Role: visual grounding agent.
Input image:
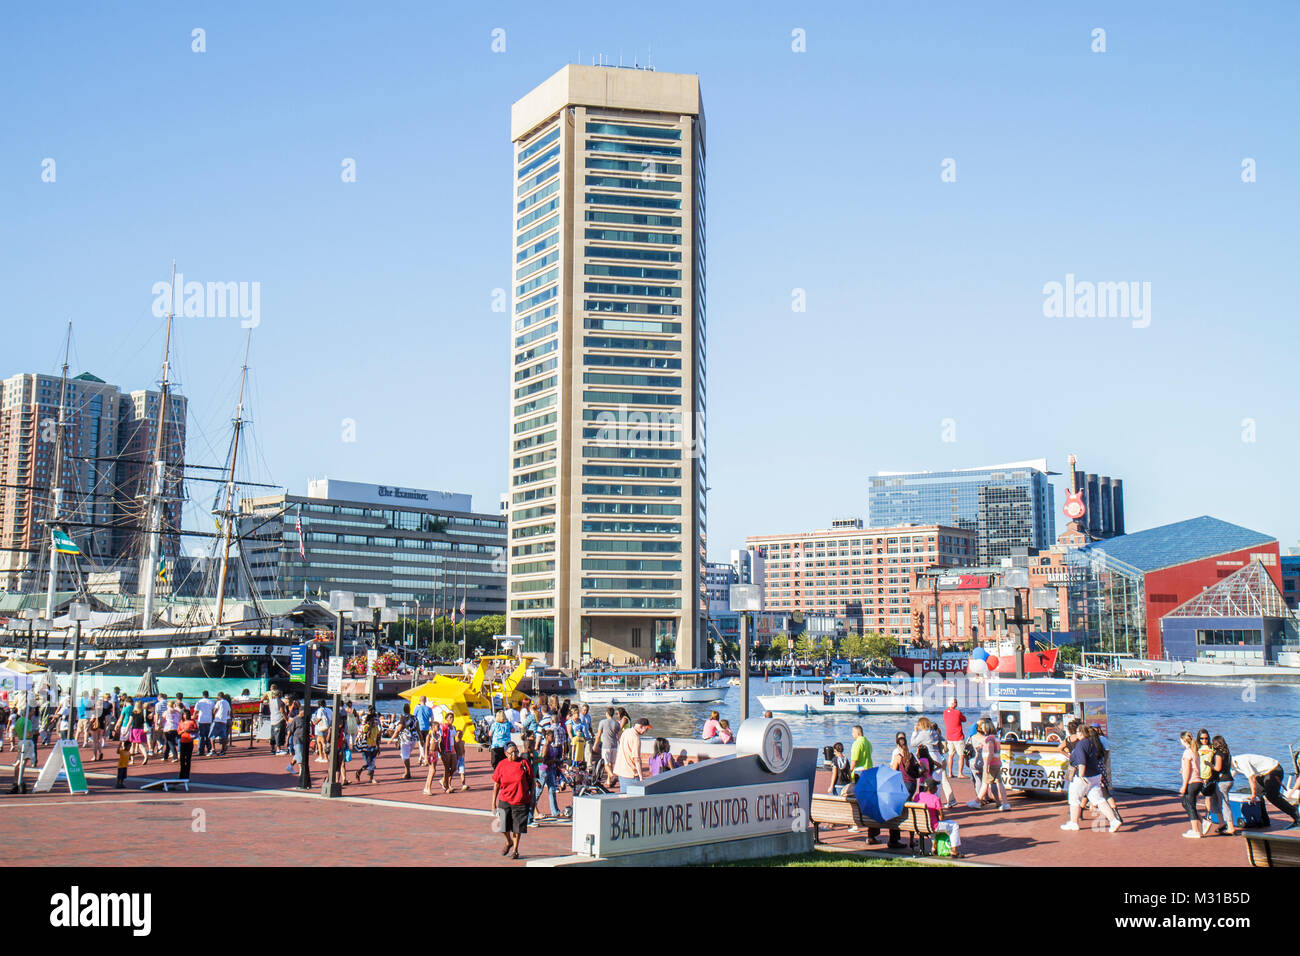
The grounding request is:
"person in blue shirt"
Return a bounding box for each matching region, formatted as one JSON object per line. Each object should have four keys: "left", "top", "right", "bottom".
{"left": 413, "top": 697, "right": 434, "bottom": 767}
{"left": 74, "top": 692, "right": 90, "bottom": 747}
{"left": 1061, "top": 724, "right": 1121, "bottom": 833}
{"left": 490, "top": 709, "right": 513, "bottom": 768}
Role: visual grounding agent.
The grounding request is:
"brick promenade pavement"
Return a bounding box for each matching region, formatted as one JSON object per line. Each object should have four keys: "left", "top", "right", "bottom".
{"left": 0, "top": 737, "right": 1261, "bottom": 867}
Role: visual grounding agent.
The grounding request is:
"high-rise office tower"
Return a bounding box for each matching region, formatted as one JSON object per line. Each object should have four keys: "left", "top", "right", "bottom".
{"left": 868, "top": 460, "right": 1056, "bottom": 565}
{"left": 0, "top": 371, "right": 186, "bottom": 590}
{"left": 506, "top": 65, "right": 706, "bottom": 667}
{"left": 114, "top": 388, "right": 187, "bottom": 562}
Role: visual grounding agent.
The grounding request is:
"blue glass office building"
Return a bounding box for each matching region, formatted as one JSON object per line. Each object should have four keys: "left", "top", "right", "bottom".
{"left": 869, "top": 460, "right": 1056, "bottom": 565}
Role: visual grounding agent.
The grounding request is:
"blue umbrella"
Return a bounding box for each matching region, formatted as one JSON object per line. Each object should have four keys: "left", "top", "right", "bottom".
{"left": 855, "top": 767, "right": 911, "bottom": 823}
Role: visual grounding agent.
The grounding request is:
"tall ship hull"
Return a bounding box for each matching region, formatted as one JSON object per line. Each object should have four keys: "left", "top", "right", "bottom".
{"left": 0, "top": 624, "right": 306, "bottom": 698}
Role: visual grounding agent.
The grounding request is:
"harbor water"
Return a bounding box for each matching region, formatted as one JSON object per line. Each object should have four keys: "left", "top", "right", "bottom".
{"left": 385, "top": 678, "right": 1300, "bottom": 792}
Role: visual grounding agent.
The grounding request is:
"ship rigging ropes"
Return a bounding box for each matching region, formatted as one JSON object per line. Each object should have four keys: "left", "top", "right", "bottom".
{"left": 23, "top": 319, "right": 287, "bottom": 621}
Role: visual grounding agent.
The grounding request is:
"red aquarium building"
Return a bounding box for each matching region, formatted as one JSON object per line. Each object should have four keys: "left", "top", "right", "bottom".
{"left": 1063, "top": 516, "right": 1280, "bottom": 660}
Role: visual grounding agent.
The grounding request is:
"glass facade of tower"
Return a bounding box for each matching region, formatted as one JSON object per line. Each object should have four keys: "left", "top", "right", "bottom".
{"left": 507, "top": 67, "right": 705, "bottom": 667}
{"left": 868, "top": 463, "right": 1055, "bottom": 565}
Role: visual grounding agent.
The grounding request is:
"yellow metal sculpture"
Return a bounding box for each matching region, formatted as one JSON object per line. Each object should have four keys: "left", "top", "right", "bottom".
{"left": 398, "top": 656, "right": 536, "bottom": 744}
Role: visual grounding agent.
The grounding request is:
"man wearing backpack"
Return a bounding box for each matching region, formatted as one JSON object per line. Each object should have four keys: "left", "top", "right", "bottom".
{"left": 828, "top": 742, "right": 851, "bottom": 795}
{"left": 413, "top": 696, "right": 434, "bottom": 766}
{"left": 312, "top": 700, "right": 332, "bottom": 762}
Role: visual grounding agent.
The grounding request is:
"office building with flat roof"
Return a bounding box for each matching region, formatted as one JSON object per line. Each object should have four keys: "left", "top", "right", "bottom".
{"left": 869, "top": 460, "right": 1056, "bottom": 565}
{"left": 505, "top": 64, "right": 706, "bottom": 667}
{"left": 705, "top": 560, "right": 738, "bottom": 615}
{"left": 746, "top": 522, "right": 976, "bottom": 639}
{"left": 239, "top": 479, "right": 506, "bottom": 618}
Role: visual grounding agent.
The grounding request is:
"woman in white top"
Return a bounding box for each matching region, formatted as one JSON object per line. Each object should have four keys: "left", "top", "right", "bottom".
{"left": 1178, "top": 731, "right": 1204, "bottom": 838}
{"left": 911, "top": 717, "right": 954, "bottom": 806}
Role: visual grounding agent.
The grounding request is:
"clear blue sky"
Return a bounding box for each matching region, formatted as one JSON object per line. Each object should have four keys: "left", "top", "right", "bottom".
{"left": 4, "top": 2, "right": 1298, "bottom": 559}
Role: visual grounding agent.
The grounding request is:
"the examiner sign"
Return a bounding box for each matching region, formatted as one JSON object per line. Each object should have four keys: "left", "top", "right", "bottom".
{"left": 571, "top": 779, "right": 810, "bottom": 857}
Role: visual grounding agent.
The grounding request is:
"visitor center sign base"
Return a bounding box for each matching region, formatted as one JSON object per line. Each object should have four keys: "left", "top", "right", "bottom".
{"left": 568, "top": 718, "right": 817, "bottom": 865}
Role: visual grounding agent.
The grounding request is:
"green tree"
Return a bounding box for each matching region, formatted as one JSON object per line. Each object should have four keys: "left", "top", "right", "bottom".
{"left": 816, "top": 636, "right": 837, "bottom": 661}
{"left": 862, "top": 630, "right": 898, "bottom": 663}
{"left": 794, "top": 634, "right": 818, "bottom": 660}
{"left": 840, "top": 632, "right": 867, "bottom": 661}
{"left": 1057, "top": 644, "right": 1081, "bottom": 665}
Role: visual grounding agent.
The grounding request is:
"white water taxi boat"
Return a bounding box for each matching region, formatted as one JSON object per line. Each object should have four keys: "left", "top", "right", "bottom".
{"left": 577, "top": 668, "right": 730, "bottom": 705}
{"left": 757, "top": 676, "right": 937, "bottom": 716}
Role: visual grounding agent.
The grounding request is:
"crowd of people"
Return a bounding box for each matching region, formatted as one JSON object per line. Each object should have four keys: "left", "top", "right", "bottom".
{"left": 13, "top": 676, "right": 1300, "bottom": 864}
{"left": 1178, "top": 728, "right": 1300, "bottom": 837}
{"left": 482, "top": 698, "right": 685, "bottom": 857}
{"left": 819, "top": 699, "right": 1300, "bottom": 856}
{"left": 0, "top": 684, "right": 257, "bottom": 791}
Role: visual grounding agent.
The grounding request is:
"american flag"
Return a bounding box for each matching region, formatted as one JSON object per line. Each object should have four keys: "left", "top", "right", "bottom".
{"left": 295, "top": 507, "right": 305, "bottom": 558}
{"left": 459, "top": 597, "right": 466, "bottom": 616}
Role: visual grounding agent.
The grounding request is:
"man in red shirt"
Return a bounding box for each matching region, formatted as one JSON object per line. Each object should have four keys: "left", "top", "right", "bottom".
{"left": 491, "top": 742, "right": 534, "bottom": 859}
{"left": 942, "top": 699, "right": 967, "bottom": 777}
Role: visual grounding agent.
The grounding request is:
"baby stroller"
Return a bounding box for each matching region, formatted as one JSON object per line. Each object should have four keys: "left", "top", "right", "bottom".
{"left": 561, "top": 758, "right": 610, "bottom": 798}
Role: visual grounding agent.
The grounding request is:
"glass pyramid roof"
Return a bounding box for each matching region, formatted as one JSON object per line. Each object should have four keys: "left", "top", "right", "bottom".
{"left": 1164, "top": 560, "right": 1293, "bottom": 620}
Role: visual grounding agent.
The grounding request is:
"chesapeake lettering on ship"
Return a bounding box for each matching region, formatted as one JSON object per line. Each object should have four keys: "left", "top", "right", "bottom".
{"left": 608, "top": 791, "right": 802, "bottom": 841}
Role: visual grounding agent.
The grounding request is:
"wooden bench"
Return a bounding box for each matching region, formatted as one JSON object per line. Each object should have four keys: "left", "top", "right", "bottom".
{"left": 810, "top": 793, "right": 915, "bottom": 847}
{"left": 1244, "top": 830, "right": 1300, "bottom": 867}
{"left": 809, "top": 793, "right": 865, "bottom": 842}
{"left": 897, "top": 802, "right": 938, "bottom": 857}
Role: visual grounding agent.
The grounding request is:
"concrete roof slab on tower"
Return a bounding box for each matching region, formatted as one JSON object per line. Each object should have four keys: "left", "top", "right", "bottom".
{"left": 511, "top": 64, "right": 702, "bottom": 142}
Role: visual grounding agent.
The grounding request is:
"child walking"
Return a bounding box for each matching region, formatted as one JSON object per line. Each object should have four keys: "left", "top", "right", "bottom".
{"left": 115, "top": 742, "right": 130, "bottom": 788}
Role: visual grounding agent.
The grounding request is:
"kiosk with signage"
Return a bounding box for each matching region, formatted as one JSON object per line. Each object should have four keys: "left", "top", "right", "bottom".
{"left": 990, "top": 678, "right": 1108, "bottom": 795}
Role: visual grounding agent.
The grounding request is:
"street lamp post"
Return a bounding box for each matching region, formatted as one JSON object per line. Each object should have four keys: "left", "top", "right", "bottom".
{"left": 401, "top": 604, "right": 410, "bottom": 662}
{"left": 68, "top": 602, "right": 90, "bottom": 709}
{"left": 374, "top": 606, "right": 396, "bottom": 707}
{"left": 729, "top": 585, "right": 762, "bottom": 723}
{"left": 322, "top": 590, "right": 357, "bottom": 797}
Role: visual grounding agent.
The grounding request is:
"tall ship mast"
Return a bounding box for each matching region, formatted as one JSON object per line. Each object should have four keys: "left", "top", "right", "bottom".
{"left": 214, "top": 329, "right": 252, "bottom": 626}
{"left": 0, "top": 264, "right": 337, "bottom": 696}
{"left": 43, "top": 321, "right": 73, "bottom": 619}
{"left": 138, "top": 263, "right": 176, "bottom": 629}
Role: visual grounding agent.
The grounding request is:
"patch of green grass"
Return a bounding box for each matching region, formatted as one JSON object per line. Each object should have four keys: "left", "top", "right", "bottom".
{"left": 711, "top": 851, "right": 942, "bottom": 867}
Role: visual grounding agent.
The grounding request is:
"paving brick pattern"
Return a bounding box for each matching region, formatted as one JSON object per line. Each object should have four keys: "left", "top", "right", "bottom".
{"left": 0, "top": 740, "right": 1265, "bottom": 867}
